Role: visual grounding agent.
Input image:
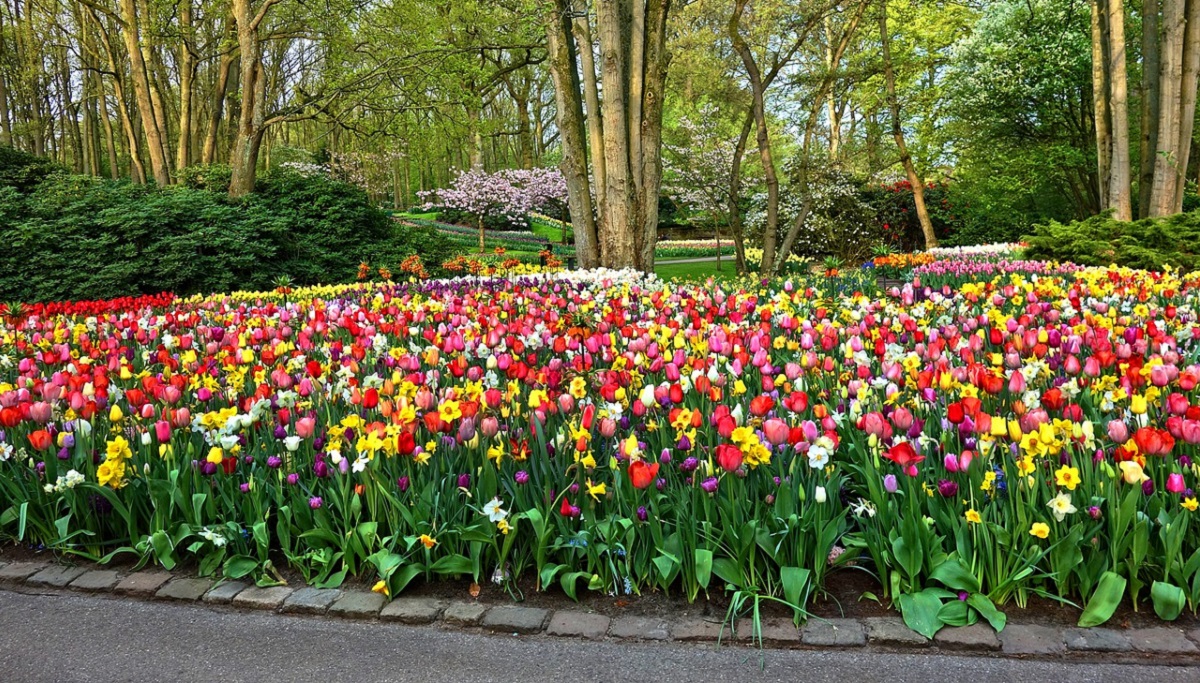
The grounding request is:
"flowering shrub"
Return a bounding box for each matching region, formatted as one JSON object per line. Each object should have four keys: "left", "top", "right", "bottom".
{"left": 4, "top": 264, "right": 1200, "bottom": 635}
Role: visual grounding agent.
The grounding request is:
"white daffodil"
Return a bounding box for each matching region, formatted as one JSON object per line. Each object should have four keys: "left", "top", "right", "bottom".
{"left": 482, "top": 496, "right": 508, "bottom": 523}
{"left": 1047, "top": 491, "right": 1077, "bottom": 522}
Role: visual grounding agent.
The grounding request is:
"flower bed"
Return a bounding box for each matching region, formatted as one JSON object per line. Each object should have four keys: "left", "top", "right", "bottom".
{"left": 3, "top": 264, "right": 1200, "bottom": 636}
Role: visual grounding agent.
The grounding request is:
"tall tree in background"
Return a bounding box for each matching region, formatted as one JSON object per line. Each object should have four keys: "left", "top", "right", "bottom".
{"left": 1088, "top": 0, "right": 1132, "bottom": 220}
{"left": 879, "top": 0, "right": 937, "bottom": 248}
{"left": 543, "top": 0, "right": 672, "bottom": 271}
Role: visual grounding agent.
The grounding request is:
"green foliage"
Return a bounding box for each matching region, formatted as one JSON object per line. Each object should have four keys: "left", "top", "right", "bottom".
{"left": 1024, "top": 210, "right": 1200, "bottom": 271}
{"left": 0, "top": 145, "right": 66, "bottom": 193}
{"left": 0, "top": 154, "right": 453, "bottom": 302}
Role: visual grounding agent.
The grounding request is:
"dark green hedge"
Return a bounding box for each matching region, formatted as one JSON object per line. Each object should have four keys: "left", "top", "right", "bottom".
{"left": 0, "top": 152, "right": 453, "bottom": 303}
{"left": 1023, "top": 210, "right": 1200, "bottom": 271}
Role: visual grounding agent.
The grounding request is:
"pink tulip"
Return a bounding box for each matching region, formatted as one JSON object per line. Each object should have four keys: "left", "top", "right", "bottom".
{"left": 29, "top": 401, "right": 52, "bottom": 424}
{"left": 296, "top": 416, "right": 316, "bottom": 439}
{"left": 154, "top": 420, "right": 172, "bottom": 442}
{"left": 891, "top": 407, "right": 914, "bottom": 431}
{"left": 1107, "top": 420, "right": 1130, "bottom": 443}
{"left": 763, "top": 418, "right": 789, "bottom": 446}
{"left": 1167, "top": 473, "right": 1186, "bottom": 494}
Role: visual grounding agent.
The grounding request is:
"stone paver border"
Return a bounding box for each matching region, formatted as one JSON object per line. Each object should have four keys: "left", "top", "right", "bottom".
{"left": 1, "top": 557, "right": 1198, "bottom": 662}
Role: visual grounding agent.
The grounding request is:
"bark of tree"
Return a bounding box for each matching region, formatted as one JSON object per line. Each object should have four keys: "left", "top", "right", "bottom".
{"left": 727, "top": 109, "right": 753, "bottom": 274}
{"left": 1107, "top": 0, "right": 1133, "bottom": 220}
{"left": 119, "top": 0, "right": 170, "bottom": 185}
{"left": 177, "top": 0, "right": 196, "bottom": 170}
{"left": 1091, "top": 0, "right": 1112, "bottom": 209}
{"left": 228, "top": 0, "right": 275, "bottom": 197}
{"left": 1139, "top": 0, "right": 1161, "bottom": 218}
{"left": 544, "top": 0, "right": 600, "bottom": 267}
{"left": 544, "top": 0, "right": 670, "bottom": 272}
{"left": 1172, "top": 0, "right": 1200, "bottom": 211}
{"left": 729, "top": 0, "right": 780, "bottom": 274}
{"left": 1151, "top": 0, "right": 1185, "bottom": 215}
{"left": 202, "top": 23, "right": 236, "bottom": 166}
{"left": 880, "top": 2, "right": 937, "bottom": 249}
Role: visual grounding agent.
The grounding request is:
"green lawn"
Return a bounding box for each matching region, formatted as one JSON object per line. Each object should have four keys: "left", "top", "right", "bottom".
{"left": 654, "top": 259, "right": 741, "bottom": 281}
{"left": 529, "top": 217, "right": 572, "bottom": 244}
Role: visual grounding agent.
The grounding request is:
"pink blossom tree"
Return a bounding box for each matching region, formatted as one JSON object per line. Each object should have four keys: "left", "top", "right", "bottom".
{"left": 420, "top": 168, "right": 567, "bottom": 252}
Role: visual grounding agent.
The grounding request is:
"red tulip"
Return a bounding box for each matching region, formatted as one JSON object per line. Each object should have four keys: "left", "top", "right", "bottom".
{"left": 883, "top": 441, "right": 924, "bottom": 468}
{"left": 716, "top": 444, "right": 743, "bottom": 472}
{"left": 749, "top": 395, "right": 774, "bottom": 417}
{"left": 628, "top": 460, "right": 660, "bottom": 489}
{"left": 28, "top": 430, "right": 52, "bottom": 451}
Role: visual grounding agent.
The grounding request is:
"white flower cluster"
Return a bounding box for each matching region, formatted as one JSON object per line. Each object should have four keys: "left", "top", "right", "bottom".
{"left": 43, "top": 469, "right": 85, "bottom": 494}
{"left": 926, "top": 243, "right": 1024, "bottom": 258}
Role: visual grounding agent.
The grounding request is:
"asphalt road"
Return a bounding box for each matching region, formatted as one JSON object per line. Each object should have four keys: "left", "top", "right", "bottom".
{"left": 0, "top": 589, "right": 1194, "bottom": 683}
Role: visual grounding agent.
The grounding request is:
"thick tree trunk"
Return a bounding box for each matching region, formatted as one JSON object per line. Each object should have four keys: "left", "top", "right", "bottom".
{"left": 570, "top": 0, "right": 607, "bottom": 226}
{"left": 1151, "top": 0, "right": 1186, "bottom": 215}
{"left": 544, "top": 0, "right": 600, "bottom": 267}
{"left": 177, "top": 0, "right": 196, "bottom": 171}
{"left": 1139, "top": 0, "right": 1161, "bottom": 218}
{"left": 119, "top": 0, "right": 170, "bottom": 185}
{"left": 229, "top": 0, "right": 268, "bottom": 198}
{"left": 1107, "top": 0, "right": 1133, "bottom": 220}
{"left": 1091, "top": 0, "right": 1113, "bottom": 208}
{"left": 880, "top": 4, "right": 937, "bottom": 249}
{"left": 1172, "top": 0, "right": 1200, "bottom": 211}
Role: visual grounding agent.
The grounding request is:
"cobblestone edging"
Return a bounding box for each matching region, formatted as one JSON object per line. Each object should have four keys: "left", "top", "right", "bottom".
{"left": 3, "top": 558, "right": 1199, "bottom": 662}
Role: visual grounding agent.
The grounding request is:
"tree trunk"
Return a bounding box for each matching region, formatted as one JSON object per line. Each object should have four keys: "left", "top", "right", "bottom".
{"left": 880, "top": 3, "right": 937, "bottom": 248}
{"left": 202, "top": 26, "right": 236, "bottom": 166}
{"left": 119, "top": 0, "right": 170, "bottom": 185}
{"left": 1172, "top": 0, "right": 1200, "bottom": 211}
{"left": 1107, "top": 0, "right": 1133, "bottom": 220}
{"left": 544, "top": 0, "right": 600, "bottom": 267}
{"left": 570, "top": 0, "right": 607, "bottom": 226}
{"left": 1139, "top": 0, "right": 1161, "bottom": 218}
{"left": 1151, "top": 0, "right": 1186, "bottom": 215}
{"left": 1091, "top": 0, "right": 1113, "bottom": 209}
{"left": 825, "top": 15, "right": 841, "bottom": 159}
{"left": 177, "top": 0, "right": 196, "bottom": 171}
{"left": 729, "top": 0, "right": 779, "bottom": 274}
{"left": 229, "top": 0, "right": 268, "bottom": 198}
{"left": 727, "top": 109, "right": 753, "bottom": 275}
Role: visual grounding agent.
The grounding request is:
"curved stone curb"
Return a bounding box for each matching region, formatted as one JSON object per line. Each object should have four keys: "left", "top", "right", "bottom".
{"left": 2, "top": 558, "right": 1198, "bottom": 663}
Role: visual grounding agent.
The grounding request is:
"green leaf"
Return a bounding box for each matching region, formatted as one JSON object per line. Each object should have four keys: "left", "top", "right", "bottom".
{"left": 937, "top": 599, "right": 973, "bottom": 627}
{"left": 389, "top": 564, "right": 424, "bottom": 596}
{"left": 1078, "top": 572, "right": 1127, "bottom": 627}
{"left": 892, "top": 536, "right": 922, "bottom": 581}
{"left": 224, "top": 555, "right": 259, "bottom": 579}
{"left": 898, "top": 590, "right": 943, "bottom": 639}
{"left": 930, "top": 559, "right": 981, "bottom": 594}
{"left": 694, "top": 549, "right": 713, "bottom": 590}
{"left": 149, "top": 530, "right": 177, "bottom": 570}
{"left": 1151, "top": 581, "right": 1186, "bottom": 621}
{"left": 560, "top": 571, "right": 590, "bottom": 601}
{"left": 780, "top": 566, "right": 812, "bottom": 613}
{"left": 967, "top": 593, "right": 1006, "bottom": 632}
{"left": 430, "top": 554, "right": 473, "bottom": 577}
{"left": 17, "top": 502, "right": 27, "bottom": 540}
{"left": 711, "top": 558, "right": 743, "bottom": 588}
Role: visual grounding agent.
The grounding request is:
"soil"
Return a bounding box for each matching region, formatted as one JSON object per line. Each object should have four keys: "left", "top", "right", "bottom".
{"left": 3, "top": 540, "right": 1193, "bottom": 630}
